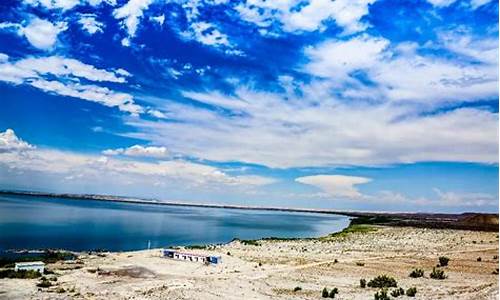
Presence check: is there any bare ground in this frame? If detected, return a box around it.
[0,226,498,300]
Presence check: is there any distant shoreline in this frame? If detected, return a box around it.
[0,189,497,231]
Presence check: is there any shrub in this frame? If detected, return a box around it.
[409,268,424,278]
[356,262,365,266]
[477,257,482,262]
[406,287,417,297]
[438,256,449,267]
[329,287,338,298]
[390,287,404,297]
[0,269,41,279]
[334,259,338,263]
[367,275,397,288]
[374,288,390,300]
[293,286,302,292]
[430,267,446,280]
[493,255,498,260]
[37,279,52,288]
[322,287,329,298]
[56,287,66,293]
[360,278,366,288]
[492,268,499,275]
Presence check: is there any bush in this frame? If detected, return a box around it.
[439,256,449,267]
[322,287,329,298]
[409,268,424,278]
[430,267,446,280]
[406,287,417,297]
[390,287,405,297]
[493,255,498,260]
[360,278,366,288]
[293,286,302,292]
[374,288,390,300]
[367,275,397,288]
[356,262,365,266]
[0,269,41,279]
[36,279,52,288]
[329,287,338,298]
[56,287,66,293]
[477,257,482,262]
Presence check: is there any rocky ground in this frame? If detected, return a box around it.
[0,226,498,300]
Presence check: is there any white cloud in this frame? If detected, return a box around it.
[303,33,498,104]
[113,0,152,40]
[103,145,169,158]
[128,86,498,168]
[295,175,371,198]
[235,0,375,34]
[426,0,457,7]
[0,131,275,192]
[187,21,230,47]
[0,129,35,153]
[78,14,104,34]
[150,14,165,26]
[23,0,116,10]
[0,55,141,114]
[0,18,67,50]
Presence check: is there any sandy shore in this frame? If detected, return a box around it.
[1,226,498,300]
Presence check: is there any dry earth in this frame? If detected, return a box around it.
[1,226,498,300]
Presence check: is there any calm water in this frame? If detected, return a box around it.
[0,194,350,251]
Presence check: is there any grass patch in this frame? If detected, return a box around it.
[324,224,377,239]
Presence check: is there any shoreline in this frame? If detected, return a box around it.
[1,189,498,231]
[1,224,498,299]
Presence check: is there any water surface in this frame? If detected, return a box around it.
[0,194,350,251]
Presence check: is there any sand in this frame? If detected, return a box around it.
[1,226,498,300]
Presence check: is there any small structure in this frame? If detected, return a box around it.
[162,249,221,265]
[14,261,45,273]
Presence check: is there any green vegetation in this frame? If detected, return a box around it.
[360,279,366,288]
[36,277,52,288]
[409,268,424,278]
[477,257,482,262]
[406,287,417,297]
[328,287,338,298]
[430,267,446,280]
[356,262,365,266]
[185,244,207,249]
[390,287,405,297]
[0,250,76,268]
[240,239,261,246]
[0,269,41,279]
[350,215,395,225]
[374,288,390,300]
[326,224,377,239]
[367,275,397,288]
[493,255,498,260]
[293,286,302,292]
[322,287,329,298]
[438,256,449,267]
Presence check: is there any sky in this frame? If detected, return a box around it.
[0,0,498,213]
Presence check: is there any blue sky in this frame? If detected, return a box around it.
[0,0,498,213]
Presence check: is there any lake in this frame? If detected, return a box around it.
[0,194,350,252]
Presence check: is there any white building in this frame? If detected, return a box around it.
[162,249,221,264]
[14,261,45,273]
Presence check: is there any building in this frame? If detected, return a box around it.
[14,261,45,273]
[162,249,221,264]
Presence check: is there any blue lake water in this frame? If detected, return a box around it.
[0,194,350,252]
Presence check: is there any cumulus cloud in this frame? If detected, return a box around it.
[0,130,275,192]
[113,0,152,41]
[0,129,35,153]
[0,17,67,50]
[236,0,375,34]
[295,175,371,198]
[23,0,116,10]
[0,55,141,114]
[103,145,169,158]
[303,33,498,104]
[186,22,231,47]
[78,14,104,34]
